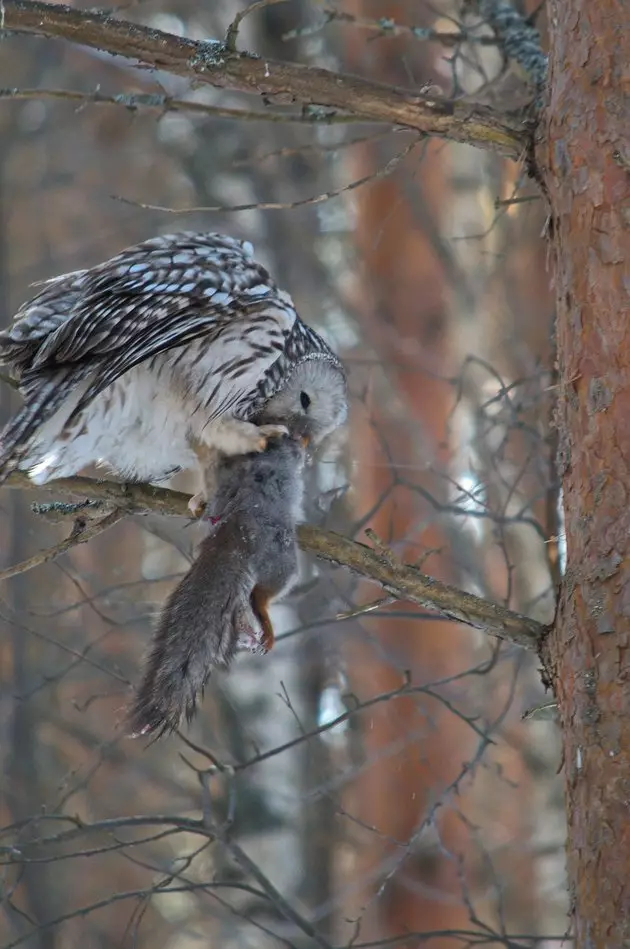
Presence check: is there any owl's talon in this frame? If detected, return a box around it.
[188,492,207,520]
[258,424,289,440]
[255,424,289,452]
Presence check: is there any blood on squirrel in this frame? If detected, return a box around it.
[128,434,306,738]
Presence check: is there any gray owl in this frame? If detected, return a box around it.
[0,232,346,507]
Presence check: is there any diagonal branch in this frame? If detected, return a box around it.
[4,471,547,651]
[300,525,546,650]
[0,507,124,583]
[1,0,529,158]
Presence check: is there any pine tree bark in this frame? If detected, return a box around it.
[541,0,630,943]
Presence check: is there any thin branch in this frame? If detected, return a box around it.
[225,0,290,53]
[494,194,540,207]
[231,129,392,166]
[6,470,187,516]
[115,135,419,213]
[1,0,529,158]
[209,816,334,949]
[0,882,226,949]
[285,6,502,48]
[0,86,357,125]
[230,676,494,773]
[0,508,124,583]
[300,525,545,649]
[4,472,546,650]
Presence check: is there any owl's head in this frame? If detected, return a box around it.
[258,356,347,446]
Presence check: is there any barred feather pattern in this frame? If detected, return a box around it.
[0,232,345,484]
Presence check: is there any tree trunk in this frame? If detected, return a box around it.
[542,0,630,943]
[334,8,480,942]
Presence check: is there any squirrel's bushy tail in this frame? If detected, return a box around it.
[128,547,256,738]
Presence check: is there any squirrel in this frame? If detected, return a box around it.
[128,433,306,738]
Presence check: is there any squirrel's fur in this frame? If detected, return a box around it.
[129,435,305,738]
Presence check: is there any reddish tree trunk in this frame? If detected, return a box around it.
[337,12,476,941]
[542,0,630,944]
[336,3,543,942]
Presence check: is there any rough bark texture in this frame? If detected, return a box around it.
[542,0,630,943]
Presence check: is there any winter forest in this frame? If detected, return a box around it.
[0,0,627,947]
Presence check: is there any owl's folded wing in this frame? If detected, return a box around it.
[0,232,298,475]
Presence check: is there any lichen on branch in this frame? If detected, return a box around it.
[1,0,529,158]
[3,471,546,651]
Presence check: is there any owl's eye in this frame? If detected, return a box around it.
[300,391,311,411]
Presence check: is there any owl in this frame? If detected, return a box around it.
[0,232,347,508]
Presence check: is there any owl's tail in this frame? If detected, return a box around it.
[0,368,90,483]
[128,546,261,738]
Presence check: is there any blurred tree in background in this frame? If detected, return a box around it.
[0,0,627,946]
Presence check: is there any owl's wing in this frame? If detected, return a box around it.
[9,232,294,368]
[0,233,297,473]
[34,291,292,411]
[0,274,88,380]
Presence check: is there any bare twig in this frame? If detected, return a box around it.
[287,6,502,48]
[0,86,356,125]
[115,135,419,213]
[364,527,397,565]
[209,819,334,949]
[0,0,529,158]
[0,508,124,583]
[225,0,290,52]
[4,471,546,649]
[301,525,545,649]
[334,595,394,621]
[494,194,540,207]
[231,129,391,166]
[230,675,494,773]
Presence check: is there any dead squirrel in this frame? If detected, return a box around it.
[129,434,305,738]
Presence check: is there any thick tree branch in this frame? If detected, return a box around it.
[300,525,546,649]
[4,472,546,650]
[1,0,529,158]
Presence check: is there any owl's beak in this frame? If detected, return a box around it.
[288,415,312,447]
